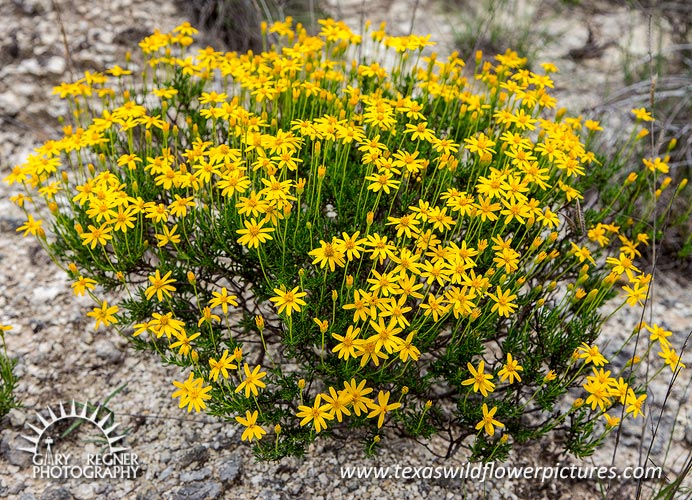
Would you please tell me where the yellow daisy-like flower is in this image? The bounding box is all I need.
[497,353,523,384]
[236,217,274,249]
[461,360,495,397]
[235,410,266,442]
[296,394,334,433]
[270,286,307,317]
[235,363,267,398]
[475,403,504,436]
[145,270,176,302]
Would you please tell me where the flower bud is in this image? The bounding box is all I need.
[298,379,306,390]
[233,347,243,362]
[296,178,306,195]
[187,271,196,285]
[255,315,265,331]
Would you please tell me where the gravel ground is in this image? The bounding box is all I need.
[1,1,691,499]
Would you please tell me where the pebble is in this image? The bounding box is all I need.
[7,408,26,427]
[179,467,211,482]
[171,481,222,500]
[32,285,63,303]
[178,444,210,468]
[44,56,66,75]
[40,487,73,500]
[94,339,124,364]
[217,458,242,484]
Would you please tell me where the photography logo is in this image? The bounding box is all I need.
[18,400,140,479]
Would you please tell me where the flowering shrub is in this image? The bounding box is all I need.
[6,18,687,461]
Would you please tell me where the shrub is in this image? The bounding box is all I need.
[5,18,687,461]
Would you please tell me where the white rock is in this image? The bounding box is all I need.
[44,56,66,75]
[32,285,62,303]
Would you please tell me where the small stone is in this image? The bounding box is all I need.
[256,490,281,500]
[19,494,38,500]
[178,444,209,468]
[7,407,26,427]
[73,483,94,500]
[171,481,222,500]
[92,483,108,495]
[40,487,73,500]
[158,465,174,481]
[134,481,159,500]
[32,285,62,303]
[94,339,123,364]
[180,467,211,482]
[44,56,66,75]
[217,458,242,484]
[0,92,23,116]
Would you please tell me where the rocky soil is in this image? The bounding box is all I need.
[1,0,691,499]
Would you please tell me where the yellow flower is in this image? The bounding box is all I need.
[209,350,237,381]
[486,285,518,318]
[577,343,608,366]
[658,345,686,372]
[296,394,334,433]
[235,410,266,442]
[270,286,307,317]
[475,403,504,436]
[309,239,346,272]
[236,217,274,248]
[321,386,352,423]
[80,224,113,248]
[155,224,181,247]
[631,107,654,122]
[497,353,523,384]
[645,323,672,348]
[366,390,401,428]
[625,388,646,418]
[16,215,44,237]
[603,413,620,428]
[209,288,239,314]
[145,270,176,302]
[461,360,495,397]
[172,373,212,413]
[235,363,267,398]
[332,326,360,360]
[169,330,201,357]
[86,301,119,330]
[71,276,97,297]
